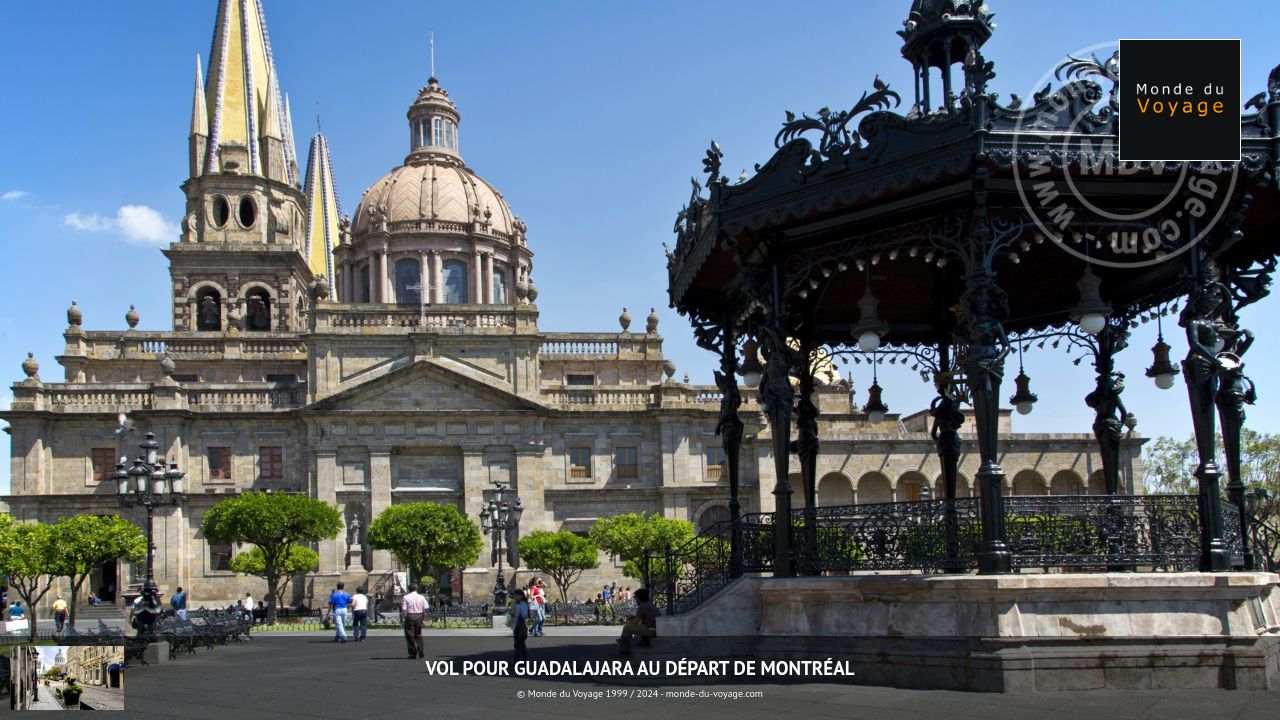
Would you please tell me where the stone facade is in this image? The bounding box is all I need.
[63,646,124,689]
[0,1,1144,611]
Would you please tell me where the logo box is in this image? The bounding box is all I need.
[1119,39,1240,162]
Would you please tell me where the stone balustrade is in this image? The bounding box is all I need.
[540,383,754,411]
[314,304,522,332]
[540,340,621,357]
[10,382,304,412]
[65,331,307,360]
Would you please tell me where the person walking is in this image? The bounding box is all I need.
[351,586,369,642]
[328,582,352,643]
[170,587,188,621]
[527,578,547,637]
[371,591,387,623]
[52,596,69,632]
[400,583,428,659]
[509,589,530,663]
[241,593,254,622]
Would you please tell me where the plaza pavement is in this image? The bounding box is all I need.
[9,631,1271,720]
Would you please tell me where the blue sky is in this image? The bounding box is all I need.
[2,1,1279,494]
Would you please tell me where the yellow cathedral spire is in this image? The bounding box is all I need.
[200,0,297,185]
[304,132,341,298]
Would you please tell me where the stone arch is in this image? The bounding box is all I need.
[189,281,226,332]
[695,504,731,534]
[898,471,929,501]
[242,284,275,332]
[817,472,853,506]
[1052,469,1086,496]
[934,472,972,499]
[1011,469,1047,496]
[856,471,893,504]
[1087,469,1106,495]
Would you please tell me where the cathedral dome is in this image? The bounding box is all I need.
[351,77,524,244]
[352,158,520,240]
[335,76,533,306]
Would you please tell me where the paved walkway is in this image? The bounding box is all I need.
[76,635,1280,720]
[77,683,125,711]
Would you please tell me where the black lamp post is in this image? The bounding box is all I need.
[478,480,522,607]
[109,431,184,635]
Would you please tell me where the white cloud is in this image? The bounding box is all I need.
[63,205,178,245]
[64,212,114,232]
[1,190,27,200]
[117,205,178,244]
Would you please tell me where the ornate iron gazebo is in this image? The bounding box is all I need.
[665,0,1280,595]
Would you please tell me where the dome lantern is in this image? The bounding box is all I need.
[407,76,461,162]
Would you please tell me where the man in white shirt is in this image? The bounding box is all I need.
[241,593,254,622]
[400,584,429,659]
[351,587,370,642]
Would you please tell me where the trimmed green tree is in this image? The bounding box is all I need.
[367,503,483,595]
[588,512,694,584]
[228,545,319,615]
[50,515,147,628]
[200,492,343,624]
[0,516,61,641]
[517,529,599,602]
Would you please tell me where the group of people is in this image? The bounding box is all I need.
[506,581,658,659]
[597,583,634,603]
[326,582,373,643]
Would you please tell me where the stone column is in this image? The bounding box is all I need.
[378,248,390,303]
[369,448,393,571]
[386,250,396,303]
[314,448,345,574]
[473,251,483,304]
[461,446,490,602]
[419,251,429,305]
[482,253,494,304]
[431,252,443,304]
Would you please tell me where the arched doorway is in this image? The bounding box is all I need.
[856,472,892,504]
[817,473,853,506]
[696,505,731,534]
[1011,470,1047,496]
[898,471,929,501]
[1052,470,1086,496]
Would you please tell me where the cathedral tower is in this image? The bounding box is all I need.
[167,0,311,332]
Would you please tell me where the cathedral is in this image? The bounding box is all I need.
[1,0,1144,607]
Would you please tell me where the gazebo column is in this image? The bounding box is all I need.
[930,344,965,572]
[1181,259,1231,572]
[759,327,795,578]
[793,339,820,575]
[711,324,745,578]
[1087,319,1130,495]
[1215,279,1257,570]
[962,269,1011,574]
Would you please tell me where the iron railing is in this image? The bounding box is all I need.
[655,494,1254,614]
[1245,512,1280,572]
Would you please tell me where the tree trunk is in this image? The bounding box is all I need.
[264,570,278,624]
[68,574,87,629]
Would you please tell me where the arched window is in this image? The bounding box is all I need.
[395,258,421,305]
[492,264,507,304]
[442,259,468,304]
[244,288,271,332]
[358,263,371,303]
[195,288,222,331]
[697,506,731,534]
